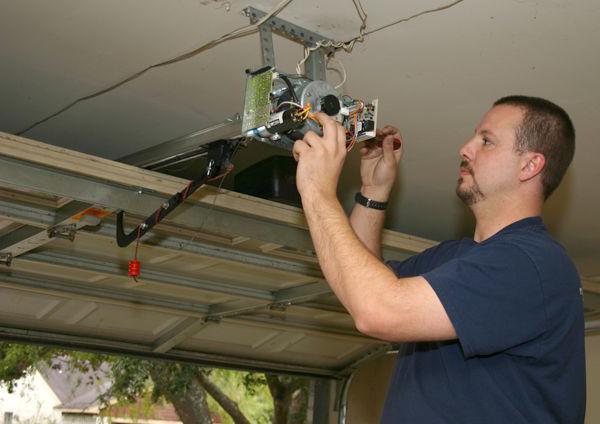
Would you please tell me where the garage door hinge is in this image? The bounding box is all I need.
[47,224,77,241]
[0,252,13,267]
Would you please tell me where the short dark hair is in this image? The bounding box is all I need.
[494,95,575,199]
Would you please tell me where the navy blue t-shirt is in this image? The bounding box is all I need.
[381,217,586,423]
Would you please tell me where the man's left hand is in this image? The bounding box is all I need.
[292,112,347,200]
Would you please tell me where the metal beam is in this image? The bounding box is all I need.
[118,117,242,168]
[0,269,209,316]
[153,317,210,353]
[245,6,331,79]
[204,283,332,320]
[0,200,103,259]
[21,250,276,301]
[305,48,327,82]
[0,226,41,251]
[244,7,334,49]
[0,325,338,378]
[0,197,321,277]
[234,315,372,343]
[0,155,317,252]
[149,283,336,353]
[259,23,276,67]
[274,281,331,303]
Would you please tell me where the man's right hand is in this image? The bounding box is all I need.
[359,125,403,201]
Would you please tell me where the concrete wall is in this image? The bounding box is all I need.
[345,335,600,423]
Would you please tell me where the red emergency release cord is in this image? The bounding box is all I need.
[128,226,142,281]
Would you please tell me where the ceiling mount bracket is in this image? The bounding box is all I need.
[244,6,334,79]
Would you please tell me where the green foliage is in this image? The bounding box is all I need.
[207,369,273,424]
[0,342,308,424]
[107,356,153,403]
[0,342,53,392]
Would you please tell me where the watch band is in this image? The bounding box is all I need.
[355,192,388,210]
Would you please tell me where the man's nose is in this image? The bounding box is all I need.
[459,137,477,162]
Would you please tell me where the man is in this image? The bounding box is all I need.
[292,96,585,423]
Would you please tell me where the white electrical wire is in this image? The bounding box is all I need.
[327,56,347,89]
[16,0,295,135]
[295,0,465,77]
[364,0,465,37]
[277,100,304,110]
[296,0,367,75]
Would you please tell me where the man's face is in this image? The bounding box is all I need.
[456,105,525,206]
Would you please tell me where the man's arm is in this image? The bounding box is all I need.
[349,201,386,259]
[293,114,456,342]
[348,126,402,259]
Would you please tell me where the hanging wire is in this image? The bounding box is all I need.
[296,0,465,75]
[326,55,347,89]
[15,0,295,136]
[364,0,465,37]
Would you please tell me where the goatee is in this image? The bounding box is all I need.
[456,161,484,205]
[456,178,485,205]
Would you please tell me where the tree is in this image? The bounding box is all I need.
[0,342,309,424]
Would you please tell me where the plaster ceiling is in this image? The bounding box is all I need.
[1,0,599,284]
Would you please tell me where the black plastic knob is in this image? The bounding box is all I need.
[321,94,341,116]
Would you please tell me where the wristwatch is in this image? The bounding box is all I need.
[355,192,388,210]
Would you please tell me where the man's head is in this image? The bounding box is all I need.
[493,95,575,199]
[456,96,575,206]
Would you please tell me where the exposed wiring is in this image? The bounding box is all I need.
[327,56,347,89]
[364,0,465,37]
[15,0,295,136]
[276,100,304,110]
[345,103,361,152]
[296,0,465,74]
[278,74,300,103]
[295,0,367,74]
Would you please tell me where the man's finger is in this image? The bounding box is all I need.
[381,136,396,164]
[303,131,320,148]
[314,112,338,144]
[337,121,347,151]
[381,125,400,136]
[292,140,310,161]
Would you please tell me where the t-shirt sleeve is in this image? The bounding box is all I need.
[387,242,452,277]
[423,241,547,358]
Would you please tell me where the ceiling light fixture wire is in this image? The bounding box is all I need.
[364,0,465,37]
[15,0,295,136]
[296,0,465,75]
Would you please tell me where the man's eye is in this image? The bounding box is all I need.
[483,138,492,145]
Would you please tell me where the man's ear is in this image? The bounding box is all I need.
[519,152,545,182]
